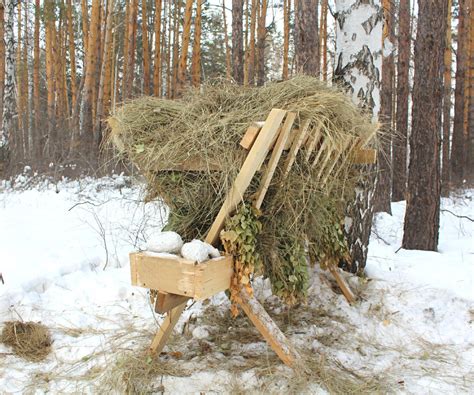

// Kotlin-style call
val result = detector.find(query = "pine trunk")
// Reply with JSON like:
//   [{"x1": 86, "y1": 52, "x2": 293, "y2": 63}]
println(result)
[
  {"x1": 191, "y1": 0, "x2": 202, "y2": 87},
  {"x1": 81, "y1": 0, "x2": 89, "y2": 66},
  {"x1": 319, "y1": 0, "x2": 328, "y2": 80},
  {"x1": 295, "y1": 0, "x2": 319, "y2": 76},
  {"x1": 374, "y1": 0, "x2": 394, "y2": 214},
  {"x1": 468, "y1": 3, "x2": 474, "y2": 182},
  {"x1": 171, "y1": 0, "x2": 181, "y2": 98},
  {"x1": 334, "y1": 0, "x2": 383, "y2": 273},
  {"x1": 125, "y1": 0, "x2": 138, "y2": 99},
  {"x1": 176, "y1": 0, "x2": 193, "y2": 94},
  {"x1": 392, "y1": 0, "x2": 410, "y2": 201},
  {"x1": 232, "y1": 0, "x2": 244, "y2": 84},
  {"x1": 33, "y1": 0, "x2": 40, "y2": 156},
  {"x1": 256, "y1": 0, "x2": 267, "y2": 86},
  {"x1": 247, "y1": 0, "x2": 257, "y2": 84},
  {"x1": 402, "y1": 0, "x2": 446, "y2": 251},
  {"x1": 441, "y1": 0, "x2": 452, "y2": 194},
  {"x1": 222, "y1": 0, "x2": 232, "y2": 81},
  {"x1": 451, "y1": 0, "x2": 468, "y2": 185},
  {"x1": 0, "y1": 3, "x2": 5, "y2": 142},
  {"x1": 142, "y1": 0, "x2": 151, "y2": 95},
  {"x1": 282, "y1": 0, "x2": 290, "y2": 80},
  {"x1": 153, "y1": 0, "x2": 163, "y2": 96}
]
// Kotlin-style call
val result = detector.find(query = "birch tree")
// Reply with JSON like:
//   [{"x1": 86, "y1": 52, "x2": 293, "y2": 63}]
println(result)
[{"x1": 334, "y1": 0, "x2": 383, "y2": 272}]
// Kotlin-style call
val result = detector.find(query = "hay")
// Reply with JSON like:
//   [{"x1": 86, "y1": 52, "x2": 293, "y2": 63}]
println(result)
[
  {"x1": 108, "y1": 76, "x2": 379, "y2": 303},
  {"x1": 1, "y1": 321, "x2": 52, "y2": 361}
]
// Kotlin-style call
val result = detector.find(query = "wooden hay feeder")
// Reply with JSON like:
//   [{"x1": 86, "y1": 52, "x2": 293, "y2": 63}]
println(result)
[{"x1": 129, "y1": 109, "x2": 376, "y2": 368}]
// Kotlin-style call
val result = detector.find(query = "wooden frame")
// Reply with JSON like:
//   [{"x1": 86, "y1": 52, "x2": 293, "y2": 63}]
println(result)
[{"x1": 130, "y1": 108, "x2": 369, "y2": 369}]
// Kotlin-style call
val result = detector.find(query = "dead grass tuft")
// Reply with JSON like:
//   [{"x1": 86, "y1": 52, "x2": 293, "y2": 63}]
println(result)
[{"x1": 1, "y1": 321, "x2": 52, "y2": 362}]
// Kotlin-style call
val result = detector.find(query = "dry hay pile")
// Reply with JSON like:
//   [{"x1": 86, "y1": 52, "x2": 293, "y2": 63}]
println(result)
[
  {"x1": 1, "y1": 321, "x2": 52, "y2": 361},
  {"x1": 108, "y1": 76, "x2": 378, "y2": 304}
]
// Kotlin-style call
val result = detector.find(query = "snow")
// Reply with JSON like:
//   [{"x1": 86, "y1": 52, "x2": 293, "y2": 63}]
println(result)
[
  {"x1": 181, "y1": 239, "x2": 221, "y2": 263},
  {"x1": 146, "y1": 231, "x2": 183, "y2": 254},
  {"x1": 0, "y1": 176, "x2": 473, "y2": 393}
]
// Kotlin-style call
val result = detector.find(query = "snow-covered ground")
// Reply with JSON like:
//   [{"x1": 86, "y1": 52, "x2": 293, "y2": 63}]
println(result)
[{"x1": 0, "y1": 174, "x2": 473, "y2": 393}]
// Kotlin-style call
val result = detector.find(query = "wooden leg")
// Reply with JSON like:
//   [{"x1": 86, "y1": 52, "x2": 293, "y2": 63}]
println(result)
[
  {"x1": 237, "y1": 287, "x2": 301, "y2": 368},
  {"x1": 328, "y1": 266, "x2": 356, "y2": 304},
  {"x1": 155, "y1": 292, "x2": 190, "y2": 314},
  {"x1": 149, "y1": 300, "x2": 188, "y2": 355}
]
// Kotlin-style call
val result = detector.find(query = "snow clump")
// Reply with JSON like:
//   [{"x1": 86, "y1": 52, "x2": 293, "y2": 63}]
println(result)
[{"x1": 146, "y1": 231, "x2": 183, "y2": 254}]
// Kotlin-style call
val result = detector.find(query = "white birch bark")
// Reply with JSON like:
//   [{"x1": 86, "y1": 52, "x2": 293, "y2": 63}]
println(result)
[
  {"x1": 0, "y1": 0, "x2": 16, "y2": 153},
  {"x1": 334, "y1": 0, "x2": 383, "y2": 272}
]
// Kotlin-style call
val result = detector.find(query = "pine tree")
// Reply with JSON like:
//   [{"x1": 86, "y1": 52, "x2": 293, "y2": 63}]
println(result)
[
  {"x1": 232, "y1": 0, "x2": 244, "y2": 84},
  {"x1": 295, "y1": 0, "x2": 319, "y2": 76}
]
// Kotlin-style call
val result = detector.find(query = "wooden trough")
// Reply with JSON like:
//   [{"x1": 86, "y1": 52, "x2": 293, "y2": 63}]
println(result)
[{"x1": 129, "y1": 108, "x2": 376, "y2": 368}]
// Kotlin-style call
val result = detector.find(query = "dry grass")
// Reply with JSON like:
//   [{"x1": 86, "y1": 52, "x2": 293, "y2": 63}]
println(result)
[{"x1": 1, "y1": 321, "x2": 52, "y2": 362}]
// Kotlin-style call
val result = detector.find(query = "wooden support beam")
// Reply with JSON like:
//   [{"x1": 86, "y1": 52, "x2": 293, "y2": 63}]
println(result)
[
  {"x1": 155, "y1": 292, "x2": 190, "y2": 314},
  {"x1": 149, "y1": 300, "x2": 188, "y2": 355},
  {"x1": 304, "y1": 122, "x2": 323, "y2": 161},
  {"x1": 352, "y1": 149, "x2": 377, "y2": 164},
  {"x1": 205, "y1": 109, "x2": 287, "y2": 245},
  {"x1": 254, "y1": 112, "x2": 296, "y2": 210},
  {"x1": 239, "y1": 121, "x2": 265, "y2": 150},
  {"x1": 328, "y1": 266, "x2": 356, "y2": 304},
  {"x1": 282, "y1": 119, "x2": 311, "y2": 178},
  {"x1": 237, "y1": 287, "x2": 301, "y2": 368}
]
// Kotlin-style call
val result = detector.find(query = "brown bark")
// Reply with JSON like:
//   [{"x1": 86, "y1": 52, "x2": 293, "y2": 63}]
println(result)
[
  {"x1": 191, "y1": 0, "x2": 202, "y2": 87},
  {"x1": 467, "y1": 3, "x2": 474, "y2": 181},
  {"x1": 66, "y1": 0, "x2": 78, "y2": 115},
  {"x1": 441, "y1": 0, "x2": 452, "y2": 194},
  {"x1": 295, "y1": 0, "x2": 319, "y2": 76},
  {"x1": 122, "y1": 0, "x2": 130, "y2": 98},
  {"x1": 232, "y1": 0, "x2": 244, "y2": 84},
  {"x1": 222, "y1": 0, "x2": 232, "y2": 80},
  {"x1": 393, "y1": 0, "x2": 410, "y2": 201},
  {"x1": 166, "y1": 0, "x2": 173, "y2": 97},
  {"x1": 451, "y1": 0, "x2": 468, "y2": 185},
  {"x1": 81, "y1": 0, "x2": 89, "y2": 65},
  {"x1": 142, "y1": 0, "x2": 151, "y2": 95},
  {"x1": 33, "y1": 0, "x2": 40, "y2": 142},
  {"x1": 171, "y1": 0, "x2": 181, "y2": 98},
  {"x1": 256, "y1": 0, "x2": 267, "y2": 85},
  {"x1": 319, "y1": 0, "x2": 328, "y2": 80},
  {"x1": 374, "y1": 0, "x2": 393, "y2": 214},
  {"x1": 247, "y1": 0, "x2": 257, "y2": 84},
  {"x1": 45, "y1": 0, "x2": 56, "y2": 140},
  {"x1": 177, "y1": 0, "x2": 193, "y2": 94},
  {"x1": 153, "y1": 0, "x2": 163, "y2": 96},
  {"x1": 282, "y1": 0, "x2": 290, "y2": 80},
  {"x1": 125, "y1": 0, "x2": 138, "y2": 99},
  {"x1": 402, "y1": 0, "x2": 447, "y2": 251}
]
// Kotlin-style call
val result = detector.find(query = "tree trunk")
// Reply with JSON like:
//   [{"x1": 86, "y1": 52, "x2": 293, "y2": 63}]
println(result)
[
  {"x1": 441, "y1": 0, "x2": 452, "y2": 194},
  {"x1": 66, "y1": 0, "x2": 78, "y2": 119},
  {"x1": 125, "y1": 0, "x2": 138, "y2": 99},
  {"x1": 334, "y1": 0, "x2": 383, "y2": 273},
  {"x1": 45, "y1": 0, "x2": 56, "y2": 153},
  {"x1": 153, "y1": 0, "x2": 163, "y2": 96},
  {"x1": 0, "y1": 0, "x2": 15, "y2": 165},
  {"x1": 171, "y1": 0, "x2": 181, "y2": 98},
  {"x1": 247, "y1": 0, "x2": 257, "y2": 84},
  {"x1": 191, "y1": 0, "x2": 202, "y2": 87},
  {"x1": 232, "y1": 0, "x2": 244, "y2": 84},
  {"x1": 374, "y1": 0, "x2": 394, "y2": 214},
  {"x1": 295, "y1": 0, "x2": 319, "y2": 76},
  {"x1": 402, "y1": 0, "x2": 446, "y2": 251},
  {"x1": 256, "y1": 0, "x2": 267, "y2": 86},
  {"x1": 81, "y1": 0, "x2": 89, "y2": 67},
  {"x1": 467, "y1": 2, "x2": 474, "y2": 182},
  {"x1": 0, "y1": 3, "x2": 5, "y2": 146},
  {"x1": 319, "y1": 0, "x2": 328, "y2": 80},
  {"x1": 451, "y1": 0, "x2": 468, "y2": 185},
  {"x1": 166, "y1": 0, "x2": 172, "y2": 97},
  {"x1": 282, "y1": 0, "x2": 290, "y2": 80},
  {"x1": 142, "y1": 0, "x2": 151, "y2": 95},
  {"x1": 176, "y1": 0, "x2": 193, "y2": 94},
  {"x1": 392, "y1": 0, "x2": 410, "y2": 201},
  {"x1": 222, "y1": 0, "x2": 232, "y2": 81},
  {"x1": 33, "y1": 0, "x2": 41, "y2": 157}
]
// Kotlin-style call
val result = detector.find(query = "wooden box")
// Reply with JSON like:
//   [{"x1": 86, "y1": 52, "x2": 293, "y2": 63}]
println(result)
[{"x1": 130, "y1": 252, "x2": 233, "y2": 300}]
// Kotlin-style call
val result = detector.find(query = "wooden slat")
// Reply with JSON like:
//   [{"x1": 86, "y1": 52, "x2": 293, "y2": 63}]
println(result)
[
  {"x1": 254, "y1": 112, "x2": 296, "y2": 210},
  {"x1": 155, "y1": 292, "x2": 191, "y2": 314},
  {"x1": 319, "y1": 137, "x2": 352, "y2": 185},
  {"x1": 149, "y1": 301, "x2": 188, "y2": 354},
  {"x1": 282, "y1": 119, "x2": 311, "y2": 178},
  {"x1": 311, "y1": 138, "x2": 327, "y2": 168},
  {"x1": 239, "y1": 121, "x2": 265, "y2": 150},
  {"x1": 328, "y1": 266, "x2": 356, "y2": 304},
  {"x1": 238, "y1": 287, "x2": 301, "y2": 368},
  {"x1": 205, "y1": 109, "x2": 287, "y2": 245},
  {"x1": 352, "y1": 149, "x2": 377, "y2": 164},
  {"x1": 304, "y1": 121, "x2": 323, "y2": 161},
  {"x1": 130, "y1": 253, "x2": 233, "y2": 300}
]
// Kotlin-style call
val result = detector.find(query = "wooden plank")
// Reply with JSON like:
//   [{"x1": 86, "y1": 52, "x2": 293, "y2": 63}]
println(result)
[
  {"x1": 130, "y1": 252, "x2": 233, "y2": 299},
  {"x1": 282, "y1": 119, "x2": 311, "y2": 178},
  {"x1": 319, "y1": 137, "x2": 352, "y2": 185},
  {"x1": 194, "y1": 256, "x2": 234, "y2": 299},
  {"x1": 205, "y1": 109, "x2": 287, "y2": 245},
  {"x1": 239, "y1": 121, "x2": 265, "y2": 150},
  {"x1": 254, "y1": 112, "x2": 296, "y2": 210},
  {"x1": 304, "y1": 121, "x2": 323, "y2": 161},
  {"x1": 155, "y1": 292, "x2": 191, "y2": 314},
  {"x1": 328, "y1": 266, "x2": 356, "y2": 304},
  {"x1": 311, "y1": 138, "x2": 327, "y2": 168},
  {"x1": 149, "y1": 301, "x2": 188, "y2": 355},
  {"x1": 352, "y1": 149, "x2": 377, "y2": 164},
  {"x1": 237, "y1": 287, "x2": 301, "y2": 368}
]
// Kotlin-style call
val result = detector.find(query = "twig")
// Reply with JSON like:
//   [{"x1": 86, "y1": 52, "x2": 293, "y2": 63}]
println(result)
[
  {"x1": 441, "y1": 209, "x2": 474, "y2": 223},
  {"x1": 371, "y1": 228, "x2": 391, "y2": 246}
]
